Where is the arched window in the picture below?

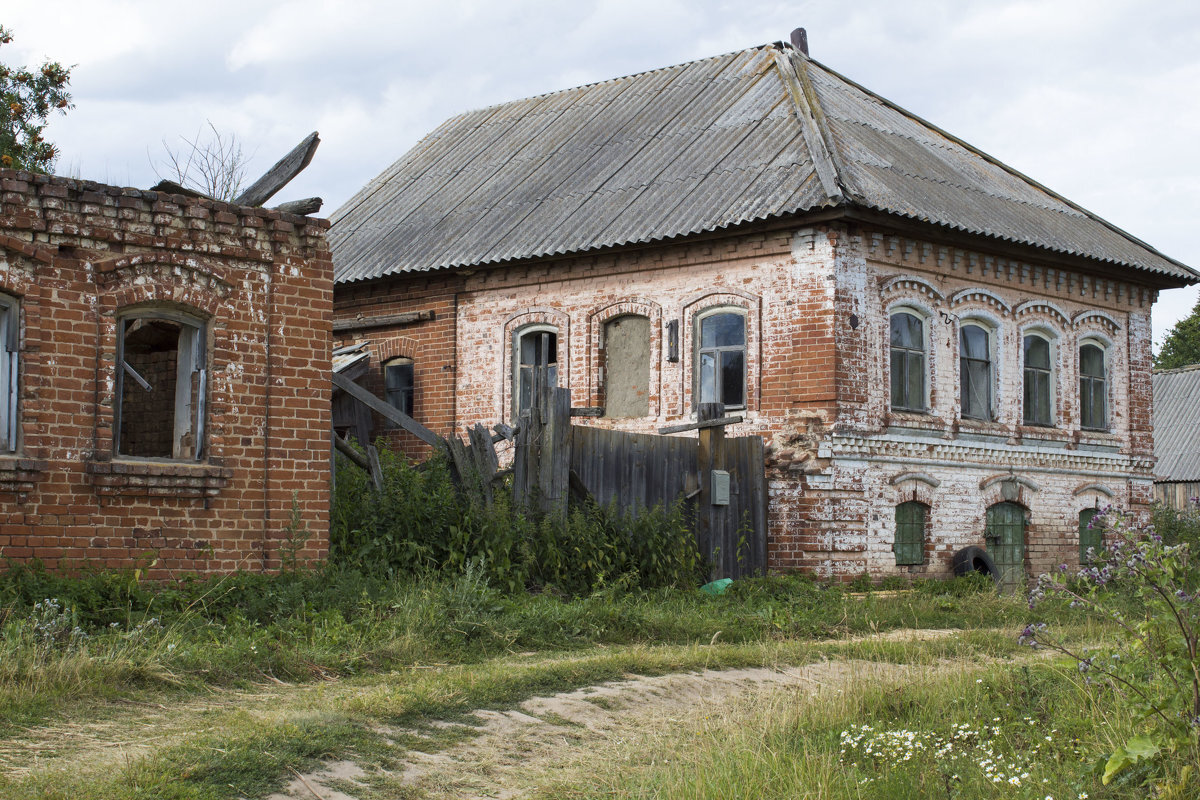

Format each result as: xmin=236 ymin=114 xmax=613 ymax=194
xmin=890 ymin=310 xmax=926 ymax=412
xmin=959 ymin=323 xmax=992 ymax=421
xmin=0 ymin=293 xmax=17 ymax=452
xmin=115 ymin=310 xmax=206 ymax=460
xmin=1022 ymin=333 xmax=1053 ymax=426
xmin=1079 ymin=342 xmax=1107 ymax=430
xmin=383 ymin=356 xmax=415 ymax=418
xmin=696 ymin=309 xmax=746 ymax=409
xmin=1079 ymin=508 xmax=1102 ymax=564
xmin=893 ymin=501 xmax=927 ymax=565
xmin=514 ymin=325 xmax=558 ymax=415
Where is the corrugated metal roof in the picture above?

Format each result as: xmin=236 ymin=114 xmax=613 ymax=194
xmin=1153 ymin=364 xmax=1200 ymax=481
xmin=330 ymin=42 xmax=1198 ymax=286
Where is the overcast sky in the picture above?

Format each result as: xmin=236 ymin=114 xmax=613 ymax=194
xmin=5 ymin=0 xmax=1199 ymax=346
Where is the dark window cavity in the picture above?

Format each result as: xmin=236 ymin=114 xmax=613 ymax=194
xmin=0 ymin=294 xmax=16 ymax=452
xmin=959 ymin=324 xmax=992 ymax=421
xmin=893 ymin=501 xmax=927 ymax=565
xmin=1079 ymin=343 xmax=1107 ymax=430
xmin=697 ymin=311 xmax=746 ymax=409
xmin=890 ymin=311 xmax=925 ymax=411
xmin=384 ymin=357 xmax=415 ymax=418
xmin=515 ymin=327 xmax=557 ymax=415
xmin=115 ymin=312 xmax=206 ymax=460
xmin=1022 ymin=334 xmax=1052 ymax=426
xmin=603 ymin=315 xmax=650 ymax=418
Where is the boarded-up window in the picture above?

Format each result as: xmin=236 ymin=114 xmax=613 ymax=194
xmin=515 ymin=327 xmax=557 ymax=415
xmin=384 ymin=357 xmax=415 ymax=418
xmin=697 ymin=311 xmax=745 ymax=408
xmin=893 ymin=501 xmax=927 ymax=565
xmin=1079 ymin=508 xmax=1102 ymax=563
xmin=1079 ymin=343 xmax=1107 ymax=430
xmin=890 ymin=311 xmax=925 ymax=411
xmin=0 ymin=294 xmax=16 ymax=452
xmin=116 ymin=312 xmax=206 ymax=460
xmin=603 ymin=315 xmax=650 ymax=418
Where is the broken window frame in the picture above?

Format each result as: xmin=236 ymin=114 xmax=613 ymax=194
xmin=114 ymin=309 xmax=207 ymax=461
xmin=383 ymin=356 xmax=415 ymax=419
xmin=0 ymin=293 xmax=17 ymax=453
xmin=695 ymin=308 xmax=747 ymax=410
xmin=513 ymin=325 xmax=558 ymax=417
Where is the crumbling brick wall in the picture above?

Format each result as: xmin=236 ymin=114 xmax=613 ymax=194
xmin=0 ymin=169 xmax=332 ymax=577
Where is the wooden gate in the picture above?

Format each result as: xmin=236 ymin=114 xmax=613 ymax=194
xmin=569 ymin=403 xmax=767 ymax=580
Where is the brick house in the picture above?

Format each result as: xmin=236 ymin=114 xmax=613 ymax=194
xmin=0 ymin=170 xmax=331 ymax=575
xmin=329 ymin=35 xmax=1198 ymax=581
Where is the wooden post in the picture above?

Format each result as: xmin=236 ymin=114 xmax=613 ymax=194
xmin=696 ymin=402 xmax=725 ymax=575
xmin=535 ymin=386 xmax=571 ymax=521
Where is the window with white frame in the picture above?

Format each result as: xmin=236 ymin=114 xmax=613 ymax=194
xmin=115 ymin=310 xmax=207 ymax=460
xmin=889 ymin=310 xmax=926 ymax=412
xmin=0 ymin=294 xmax=17 ymax=452
xmin=959 ymin=322 xmax=993 ymax=421
xmin=383 ymin=356 xmax=415 ymax=418
xmin=696 ymin=309 xmax=746 ymax=409
xmin=1022 ymin=332 xmax=1054 ymax=426
xmin=1079 ymin=341 xmax=1107 ymax=430
xmin=514 ymin=326 xmax=558 ymax=415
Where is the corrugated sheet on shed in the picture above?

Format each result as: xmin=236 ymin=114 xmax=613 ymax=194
xmin=330 ymin=41 xmax=1197 ymax=286
xmin=1153 ymin=364 xmax=1200 ymax=482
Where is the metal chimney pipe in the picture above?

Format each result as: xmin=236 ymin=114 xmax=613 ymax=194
xmin=790 ymin=27 xmax=809 ymax=56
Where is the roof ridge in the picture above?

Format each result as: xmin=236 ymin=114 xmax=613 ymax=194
xmin=770 ymin=45 xmax=843 ymax=205
xmin=1154 ymin=363 xmax=1200 ymax=375
xmin=798 ymin=51 xmax=1199 ymax=282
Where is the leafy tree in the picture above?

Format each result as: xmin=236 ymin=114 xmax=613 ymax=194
xmin=0 ymin=25 xmax=72 ymax=173
xmin=1155 ymin=297 xmax=1200 ymax=371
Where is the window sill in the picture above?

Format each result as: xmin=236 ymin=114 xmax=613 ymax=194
xmin=0 ymin=455 xmax=48 ymax=495
xmin=87 ymin=458 xmax=233 ymax=498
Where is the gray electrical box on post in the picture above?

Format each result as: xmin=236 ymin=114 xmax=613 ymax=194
xmin=711 ymin=470 xmax=730 ymax=505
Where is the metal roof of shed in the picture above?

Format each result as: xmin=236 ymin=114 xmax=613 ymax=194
xmin=330 ymin=41 xmax=1198 ymax=286
xmin=1153 ymin=364 xmax=1200 ymax=482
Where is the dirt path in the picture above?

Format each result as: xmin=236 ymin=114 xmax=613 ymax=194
xmin=268 ymin=628 xmax=964 ymax=800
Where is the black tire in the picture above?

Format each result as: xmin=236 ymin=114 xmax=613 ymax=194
xmin=952 ymin=545 xmax=1001 ymax=584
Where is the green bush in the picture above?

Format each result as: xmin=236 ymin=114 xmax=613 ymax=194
xmin=331 ymin=444 xmax=705 ymax=594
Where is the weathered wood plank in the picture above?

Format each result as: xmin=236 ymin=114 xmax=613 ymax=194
xmin=333 ymin=433 xmax=370 ymax=472
xmin=235 ymin=131 xmax=320 ymax=207
xmin=366 ymin=444 xmax=384 ymax=492
xmin=658 ymin=415 xmax=743 ymax=435
xmin=273 ymin=197 xmax=323 ymax=215
xmin=569 ymin=406 xmax=604 ymax=417
xmin=332 ymin=309 xmax=434 ymax=333
xmin=331 ymin=372 xmax=443 ymax=450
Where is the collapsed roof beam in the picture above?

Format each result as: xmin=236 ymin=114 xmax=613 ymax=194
xmin=235 ymin=131 xmax=320 ymax=208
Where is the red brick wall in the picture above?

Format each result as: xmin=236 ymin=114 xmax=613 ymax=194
xmin=0 ymin=169 xmax=332 ymax=577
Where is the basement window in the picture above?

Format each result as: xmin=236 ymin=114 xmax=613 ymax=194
xmin=0 ymin=294 xmax=16 ymax=452
xmin=115 ymin=312 xmax=206 ymax=461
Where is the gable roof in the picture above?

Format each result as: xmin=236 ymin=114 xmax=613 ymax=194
xmin=1153 ymin=364 xmax=1200 ymax=482
xmin=330 ymin=41 xmax=1198 ymax=286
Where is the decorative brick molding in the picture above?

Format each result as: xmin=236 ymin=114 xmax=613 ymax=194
xmin=86 ymin=459 xmax=233 ymax=498
xmin=0 ymin=456 xmax=47 ymax=496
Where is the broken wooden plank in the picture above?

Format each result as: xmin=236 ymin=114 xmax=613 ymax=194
xmin=569 ymin=406 xmax=604 ymax=417
xmin=332 ymin=310 xmax=435 ymax=333
xmin=331 ymin=372 xmax=443 ymax=450
xmin=273 ymin=197 xmax=323 ymax=215
xmin=149 ymin=179 xmax=211 ymax=200
xmin=234 ymin=131 xmax=320 ymax=207
xmin=657 ymin=415 xmax=743 ymax=435
xmin=491 ymin=422 xmax=516 ymax=443
xmin=123 ymin=361 xmax=152 ymax=392
xmin=366 ymin=444 xmax=384 ymax=492
xmin=333 ymin=433 xmax=370 ymax=472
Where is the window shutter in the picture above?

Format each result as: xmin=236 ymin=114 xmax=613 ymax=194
xmin=894 ymin=502 xmax=926 ymax=566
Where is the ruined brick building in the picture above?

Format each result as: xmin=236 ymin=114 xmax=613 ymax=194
xmin=329 ymin=34 xmax=1198 ymax=582
xmin=0 ymin=170 xmax=331 ymax=574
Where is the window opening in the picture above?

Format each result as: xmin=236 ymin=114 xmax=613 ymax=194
xmin=960 ymin=324 xmax=992 ymax=420
xmin=1079 ymin=343 xmax=1107 ymax=430
xmin=893 ymin=501 xmax=927 ymax=565
xmin=697 ymin=311 xmax=745 ymax=408
xmin=890 ymin=311 xmax=925 ymax=411
xmin=515 ymin=327 xmax=557 ymax=415
xmin=115 ymin=313 xmax=206 ymax=460
xmin=603 ymin=315 xmax=650 ymax=418
xmin=1079 ymin=508 xmax=1102 ymax=564
xmin=985 ymin=502 xmax=1027 ymax=592
xmin=1022 ymin=334 xmax=1052 ymax=426
xmin=384 ymin=357 xmax=415 ymax=418
xmin=0 ymin=295 xmax=16 ymax=452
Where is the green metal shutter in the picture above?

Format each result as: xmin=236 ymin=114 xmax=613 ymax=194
xmin=1079 ymin=508 xmax=1101 ymax=564
xmin=894 ymin=502 xmax=926 ymax=565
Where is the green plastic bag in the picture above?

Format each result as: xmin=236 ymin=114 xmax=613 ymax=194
xmin=699 ymin=578 xmax=733 ymax=596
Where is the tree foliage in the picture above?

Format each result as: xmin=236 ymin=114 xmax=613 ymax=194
xmin=0 ymin=26 xmax=72 ymax=173
xmin=1155 ymin=297 xmax=1200 ymax=371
